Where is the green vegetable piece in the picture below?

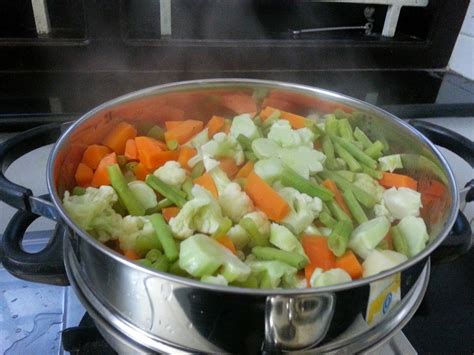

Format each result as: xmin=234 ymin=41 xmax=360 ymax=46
xmin=125 ymin=161 xmax=138 ymax=172
xmin=354 ymin=127 xmax=373 ymax=149
xmin=137 ymin=259 xmax=153 ymax=267
xmin=123 ymin=170 xmax=136 ymax=183
xmin=191 ymin=161 xmax=205 ymax=179
xmin=348 ymin=216 xmax=391 ymax=259
xmin=107 ymin=164 xmax=145 ymax=216
xmin=334 ymin=109 xmax=348 ymax=120
xmin=128 ymin=180 xmax=158 ymax=210
xmin=259 ymin=272 xmax=273 ymax=289
xmin=333 ymin=136 xmax=378 ymax=169
xmin=237 ymin=134 xmax=252 ymax=150
xmin=157 ymin=198 xmax=173 ymax=209
xmin=337 ymin=118 xmax=354 ymax=141
xmin=135 ymin=121 xmax=155 ymax=135
xmin=240 ymin=218 xmax=268 ymax=247
xmin=182 ymin=178 xmax=194 ymax=200
xmin=146 ymin=175 xmax=187 ymax=208
xmin=151 ymin=255 xmax=170 ymax=272
xmin=244 ymin=151 xmax=258 ymax=162
xmin=147 ymin=125 xmax=165 ymax=140
xmin=319 ymin=211 xmax=337 ymax=228
xmin=235 ymin=275 xmax=259 ymax=288
xmin=364 ymin=140 xmax=385 ymax=159
xmin=136 ymin=234 xmax=162 ymax=255
xmin=336 ymin=170 xmax=355 ymax=182
xmin=149 ymin=213 xmax=179 ymax=262
xmin=169 ymin=260 xmax=188 ymax=277
xmin=324 ymin=114 xmax=339 ymax=136
xmin=378 ymin=154 xmax=403 ymax=172
xmin=146 ymin=249 xmax=163 ymax=262
xmin=342 ymin=190 xmax=368 ymax=225
xmin=321 ymin=135 xmax=335 ymax=160
xmin=362 ymin=165 xmax=383 ymax=179
xmin=252 ymin=246 xmax=308 ymax=270
xmin=304 ymin=118 xmax=323 ymax=139
xmin=166 ymin=139 xmax=178 ymax=151
xmin=117 ymin=155 xmax=128 ymax=167
xmin=321 ymin=202 xmax=332 ymax=216
xmin=327 ymin=200 xmax=351 ymax=222
xmin=333 ymin=141 xmax=362 ymax=172
xmin=72 ymin=186 xmax=86 ymax=196
xmin=212 ymin=217 xmax=233 ymax=238
xmin=281 ymin=166 xmax=334 ymax=201
xmin=112 ymin=199 xmax=128 ymax=216
xmin=328 ymin=220 xmax=353 ymax=257
xmin=325 ymin=158 xmax=346 ymax=170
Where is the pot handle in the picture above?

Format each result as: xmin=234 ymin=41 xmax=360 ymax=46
xmin=0 ymin=201 xmax=69 ymax=286
xmin=409 ymin=120 xmax=473 ymax=263
xmin=0 ymin=122 xmax=65 ymax=220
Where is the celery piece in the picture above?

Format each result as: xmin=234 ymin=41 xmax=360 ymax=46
xmin=321 ymin=135 xmax=335 ymax=160
xmin=166 ymin=139 xmax=178 ymax=151
xmin=327 ymin=200 xmax=352 ymax=222
xmin=364 ymin=141 xmax=385 ymax=159
xmin=328 ymin=220 xmax=353 ymax=257
xmin=252 ymin=247 xmax=308 ymax=270
xmin=146 ymin=175 xmax=187 ymax=208
xmin=240 ymin=218 xmax=268 ymax=247
xmin=149 ymin=213 xmax=178 ymax=262
xmin=147 ymin=125 xmax=165 ymax=140
xmin=72 ymin=186 xmax=86 ymax=196
xmin=319 ymin=212 xmax=337 ymax=228
xmin=107 ymin=164 xmax=145 ymax=216
xmin=342 ymin=190 xmax=368 ymax=225
xmin=324 ymin=114 xmax=339 ymax=136
xmin=333 ymin=141 xmax=362 ymax=172
xmin=338 ymin=118 xmax=354 ymax=141
xmin=281 ymin=166 xmax=334 ymax=201
xmin=362 ymin=165 xmax=383 ymax=179
xmin=191 ymin=161 xmax=205 ymax=179
xmin=237 ymin=134 xmax=253 ymax=150
xmin=354 ymin=127 xmax=373 ymax=149
xmin=333 ymin=136 xmax=378 ymax=169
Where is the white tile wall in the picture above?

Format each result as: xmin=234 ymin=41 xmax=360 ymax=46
xmin=449 ymin=1 xmax=474 ymax=80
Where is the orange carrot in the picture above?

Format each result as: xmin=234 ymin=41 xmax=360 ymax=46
xmin=164 ymin=120 xmax=204 ymax=145
xmin=260 ymin=106 xmax=306 ymax=129
xmin=124 ymin=249 xmax=140 ymax=260
xmin=144 ymin=151 xmax=179 ymax=170
xmin=217 ymin=235 xmax=237 ymax=255
xmin=102 ymin=122 xmax=137 ymax=155
xmin=244 ymin=172 xmax=290 ymax=222
xmin=322 ymin=179 xmax=352 ymax=217
xmin=193 ymin=173 xmax=218 ymax=198
xmin=379 ymin=172 xmax=418 ymax=190
xmin=335 ymin=250 xmax=362 ymax=279
xmin=260 ymin=106 xmax=277 ymax=121
xmin=418 ymin=179 xmax=446 ymax=198
xmin=221 ymin=93 xmax=257 ymax=114
xmin=207 ymin=115 xmax=225 ymax=138
xmin=81 ymin=144 xmax=110 ymax=170
xmin=135 ymin=136 xmax=178 ymax=170
xmin=178 ymin=146 xmax=197 ymax=170
xmin=302 ymin=235 xmax=336 ymax=286
xmin=235 ymin=161 xmax=254 ymax=179
xmin=90 ymin=152 xmax=117 ymax=187
xmin=165 ymin=121 xmax=183 ymax=130
xmin=124 ymin=139 xmax=138 ymax=161
xmin=162 ymin=207 xmax=181 ymax=222
xmin=219 ymin=158 xmax=240 ymax=179
xmin=133 ymin=162 xmax=150 ymax=181
xmin=74 ymin=162 xmax=93 ymax=187
xmin=223 ymin=120 xmax=231 ymax=134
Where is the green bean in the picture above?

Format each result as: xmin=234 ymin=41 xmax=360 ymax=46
xmin=151 ymin=255 xmax=171 ymax=272
xmin=362 ymin=164 xmax=383 ymax=179
xmin=327 ymin=200 xmax=352 ymax=222
xmin=354 ymin=127 xmax=373 ymax=149
xmin=324 ymin=114 xmax=339 ymax=136
xmin=136 ymin=233 xmax=162 ymax=254
xmin=146 ymin=249 xmax=163 ymax=262
xmin=237 ymin=134 xmax=253 ymax=150
xmin=281 ymin=166 xmax=334 ymax=201
xmin=240 ymin=218 xmax=268 ymax=247
xmin=321 ymin=135 xmax=335 ymax=159
xmin=334 ymin=109 xmax=349 ymax=120
xmin=321 ymin=202 xmax=332 ymax=216
xmin=335 ymin=170 xmax=355 ymax=182
xmin=305 ymin=118 xmax=324 ymax=138
xmin=149 ymin=213 xmax=178 ymax=262
xmin=259 ymin=272 xmax=273 ymax=289
xmin=319 ymin=211 xmax=337 ymax=228
xmin=328 ymin=220 xmax=353 ymax=257
xmin=342 ymin=190 xmax=368 ymax=225
xmin=325 ymin=158 xmax=346 ymax=170
xmin=333 ymin=136 xmax=378 ymax=169
xmin=392 ymin=226 xmax=409 ymax=256
xmin=107 ymin=164 xmax=145 ymax=216
xmin=333 ymin=141 xmax=362 ymax=172
xmin=72 ymin=186 xmax=86 ymax=196
xmin=364 ymin=140 xmax=385 ymax=159
xmin=135 ymin=121 xmax=155 ymax=135
xmin=191 ymin=161 xmax=205 ymax=179
xmin=244 ymin=151 xmax=258 ymax=162
xmin=112 ymin=199 xmax=128 ymax=216
xmin=182 ymin=178 xmax=194 ymax=200
xmin=235 ymin=275 xmax=259 ymax=289
xmin=166 ymin=139 xmax=178 ymax=151
xmin=147 ymin=125 xmax=165 ymax=140
xmin=338 ymin=118 xmax=354 ymax=141
xmin=146 ymin=175 xmax=187 ymax=208
xmin=137 ymin=259 xmax=153 ymax=267
xmin=252 ymin=247 xmax=308 ymax=269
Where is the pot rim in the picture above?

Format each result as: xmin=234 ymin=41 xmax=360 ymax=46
xmin=46 ymin=78 xmax=459 ymax=296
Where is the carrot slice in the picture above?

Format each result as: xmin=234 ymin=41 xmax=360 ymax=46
xmin=165 ymin=121 xmax=183 ymax=130
xmin=260 ymin=106 xmax=306 ymax=129
xmin=216 ymin=235 xmax=237 ymax=255
xmin=178 ymin=146 xmax=197 ymax=170
xmin=90 ymin=152 xmax=117 ymax=187
xmin=321 ymin=179 xmax=352 ymax=218
xmin=74 ymin=162 xmax=93 ymax=187
xmin=133 ymin=162 xmax=150 ymax=181
xmin=235 ymin=161 xmax=254 ymax=179
xmin=124 ymin=249 xmax=140 ymax=260
xmin=124 ymin=139 xmax=138 ymax=161
xmin=164 ymin=120 xmax=204 ymax=145
xmin=135 ymin=136 xmax=178 ymax=170
xmin=81 ymin=144 xmax=110 ymax=170
xmin=145 ymin=151 xmax=179 ymax=170
xmin=302 ymin=235 xmax=337 ymax=286
xmin=379 ymin=172 xmax=418 ymax=190
xmin=193 ymin=173 xmax=218 ymax=198
xmin=418 ymin=179 xmax=446 ymax=198
xmin=335 ymin=250 xmax=362 ymax=279
xmin=103 ymin=122 xmax=137 ymax=155
xmin=244 ymin=172 xmax=290 ymax=222
xmin=207 ymin=115 xmax=225 ymax=138
xmin=219 ymin=158 xmax=240 ymax=179
xmin=162 ymin=207 xmax=181 ymax=222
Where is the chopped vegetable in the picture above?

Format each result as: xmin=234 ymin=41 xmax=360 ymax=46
xmin=149 ymin=213 xmax=179 ymax=261
xmin=227 ymin=225 xmax=249 ymax=249
xmin=81 ymin=144 xmax=110 ymax=170
xmin=337 ymin=118 xmax=354 ymax=141
xmin=103 ymin=122 xmax=137 ymax=155
xmin=201 ymin=133 xmax=244 ymax=166
xmin=207 ymin=115 xmax=225 ymax=138
xmin=128 ymin=180 xmax=158 ymax=210
xmin=321 ymin=179 xmax=351 ymax=217
xmin=379 ymin=172 xmax=418 ymax=190
xmin=348 ymin=217 xmax=391 ymax=259
xmin=240 ymin=217 xmax=268 ymax=247
xmin=397 ymin=216 xmax=429 ymax=257
xmin=342 ymin=190 xmax=368 ymax=225
xmin=281 ymin=166 xmax=333 ymax=201
xmin=193 ymin=173 xmax=218 ymax=198
xmin=146 ymin=175 xmax=187 ymax=208
xmin=235 ymin=160 xmax=254 ymax=179
xmin=252 ymin=246 xmax=308 ymax=269
xmin=164 ymin=120 xmax=204 ymax=145
xmin=328 ymin=220 xmax=353 ymax=257
xmin=269 ymin=223 xmax=307 ymax=258
xmin=391 ymin=225 xmax=409 ymax=256
xmin=219 ymin=158 xmax=240 ymax=179
xmin=75 ymin=162 xmax=93 ymax=187
xmin=216 ymin=235 xmax=237 ymax=254
xmin=178 ymin=146 xmax=197 ymax=170
xmin=378 ymin=154 xmax=403 ymax=172
xmin=162 ymin=207 xmax=181 ymax=222
xmin=364 ymin=140 xmax=385 ymax=159
xmin=353 ymin=127 xmax=372 ymax=149
xmin=90 ymin=152 xmax=117 ymax=187
xmin=107 ymin=164 xmax=145 ymax=216
xmin=302 ymin=236 xmax=336 ymax=284
xmin=332 ymin=136 xmax=378 ymax=169
xmin=153 ymin=161 xmax=187 ymax=188
xmin=335 ymin=250 xmax=363 ymax=279
xmin=124 ymin=139 xmax=138 ymax=161
xmin=229 ymin=113 xmax=260 ymax=141
xmin=378 ymin=187 xmax=422 ymax=221
xmin=218 ymin=182 xmax=254 ymax=222
xmin=362 ymin=249 xmax=408 ymax=277
xmin=254 ymin=158 xmax=283 ymax=183
xmin=310 ymin=268 xmax=351 ymax=287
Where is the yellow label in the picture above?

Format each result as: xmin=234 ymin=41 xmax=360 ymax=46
xmin=366 ymin=273 xmax=401 ymax=325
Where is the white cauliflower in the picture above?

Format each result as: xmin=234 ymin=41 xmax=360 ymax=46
xmin=153 ymin=161 xmax=187 ymax=187
xmin=201 ymin=132 xmax=244 ymax=166
xmin=229 ymin=113 xmax=260 ymax=141
xmin=270 ymin=223 xmax=307 ymax=259
xmin=117 ymin=215 xmax=154 ymax=252
xmin=377 ymin=187 xmax=422 ymax=221
xmin=218 ymin=182 xmax=254 ymax=222
xmin=267 ymin=120 xmax=302 ymax=148
xmin=243 ymin=211 xmax=271 ymax=237
xmin=310 ymin=268 xmax=352 ymax=287
xmin=227 ymin=225 xmax=250 ymax=250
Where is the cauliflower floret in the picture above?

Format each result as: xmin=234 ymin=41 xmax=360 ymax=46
xmin=270 ymin=223 xmax=307 ymax=259
xmin=117 ymin=215 xmax=154 ymax=251
xmin=267 ymin=120 xmax=302 ymax=148
xmin=229 ymin=114 xmax=260 ymax=141
xmin=201 ymin=132 xmax=244 ymax=166
xmin=169 ymin=185 xmax=225 ymax=239
xmin=296 ymin=128 xmax=315 ymax=147
xmin=218 ymin=182 xmax=254 ymax=222
xmin=153 ymin=161 xmax=187 ymax=187
xmin=227 ymin=224 xmax=250 ymax=249
xmin=243 ymin=211 xmax=271 ymax=237
xmin=277 ymin=146 xmax=325 ymax=179
xmin=381 ymin=187 xmax=421 ymax=220
xmin=63 ymin=186 xmax=121 ymax=243
xmin=277 ymin=187 xmax=323 ymax=235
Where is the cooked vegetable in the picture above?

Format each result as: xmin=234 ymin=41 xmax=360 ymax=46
xmin=378 ymin=154 xmax=403 ymax=172
xmin=165 ymin=120 xmax=203 ymax=145
xmin=162 ymin=207 xmax=180 ymax=222
xmin=240 ymin=217 xmax=268 ymax=247
xmin=103 ymin=122 xmax=137 ymax=155
xmin=332 ymin=136 xmax=378 ymax=169
xmin=201 ymin=133 xmax=244 ymax=166
xmin=310 ymin=268 xmax=351 ymax=287
xmin=216 ymin=235 xmax=237 ymax=254
xmin=252 ymin=246 xmax=308 ymax=269
xmin=348 ymin=217 xmax=391 ymax=259
xmin=362 ymin=249 xmax=408 ymax=277
xmin=75 ymin=162 xmax=94 ymax=187
xmin=269 ymin=223 xmax=307 ymax=258
xmin=124 ymin=139 xmax=138 ymax=161
xmin=178 ymin=146 xmax=197 ymax=170
xmin=342 ymin=190 xmax=368 ymax=225
xmin=90 ymin=152 xmax=117 ymax=187
xmin=321 ymin=179 xmax=351 ymax=217
xmin=128 ymin=180 xmax=158 ymax=210
xmin=207 ymin=115 xmax=225 ymax=138
xmin=229 ymin=113 xmax=260 ymax=141
xmin=364 ymin=140 xmax=385 ymax=159
xmin=379 ymin=172 xmax=418 ymax=190
xmin=81 ymin=144 xmax=110 ymax=170
xmin=107 ymin=164 xmax=145 ymax=216
xmin=328 ymin=220 xmax=353 ymax=257
xmin=353 ymin=127 xmax=372 ymax=149
xmin=391 ymin=225 xmax=409 ymax=256
xmin=149 ymin=213 xmax=178 ymax=261
xmin=335 ymin=251 xmax=363 ymax=279
xmin=281 ymin=166 xmax=333 ymax=201
xmin=378 ymin=187 xmax=422 ymax=221
xmin=193 ymin=173 xmax=218 ymax=198
xmin=146 ymin=175 xmax=187 ymax=208
xmin=302 ymin=236 xmax=336 ymax=284
xmin=235 ymin=160 xmax=254 ymax=179
xmin=397 ymin=216 xmax=429 ymax=257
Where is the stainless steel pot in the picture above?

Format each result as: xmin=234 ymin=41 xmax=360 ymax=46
xmin=1 ymin=79 xmax=472 ymax=353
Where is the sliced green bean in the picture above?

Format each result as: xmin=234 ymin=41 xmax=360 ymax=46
xmin=237 ymin=134 xmax=252 ymax=150
xmin=166 ymin=139 xmax=178 ymax=151
xmin=362 ymin=164 xmax=383 ymax=179
xmin=148 ymin=213 xmax=178 ymax=262
xmin=354 ymin=127 xmax=373 ymax=149
xmin=137 ymin=259 xmax=153 ymax=267
xmin=107 ymin=164 xmax=145 ymax=216
xmin=146 ymin=249 xmax=163 ymax=262
xmin=364 ymin=140 xmax=385 ymax=159
xmin=252 ymin=247 xmax=308 ymax=269
xmin=319 ymin=211 xmax=337 ymax=228
xmin=281 ymin=166 xmax=334 ymax=201
xmin=324 ymin=114 xmax=339 ymax=136
xmin=146 ymin=175 xmax=187 ymax=208
xmin=327 ymin=200 xmax=352 ymax=222
xmin=392 ymin=226 xmax=409 ymax=256
xmin=244 ymin=151 xmax=258 ymax=162
xmin=325 ymin=158 xmax=346 ymax=170
xmin=333 ymin=136 xmax=378 ymax=169
xmin=334 ymin=109 xmax=349 ymax=120
xmin=342 ymin=190 xmax=368 ymax=225
xmin=335 ymin=170 xmax=355 ymax=182
xmin=338 ymin=118 xmax=354 ymax=141
xmin=136 ymin=233 xmax=162 ymax=255
xmin=328 ymin=220 xmax=353 ymax=257
xmin=191 ymin=161 xmax=205 ymax=179
xmin=240 ymin=218 xmax=268 ymax=247
xmin=321 ymin=135 xmax=335 ymax=160
xmin=333 ymin=141 xmax=362 ymax=172
xmin=182 ymin=178 xmax=194 ymax=200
